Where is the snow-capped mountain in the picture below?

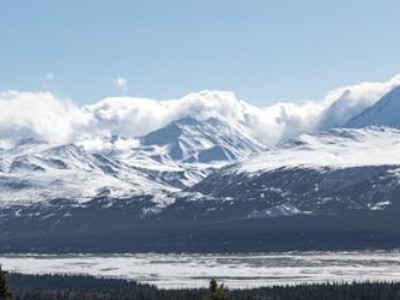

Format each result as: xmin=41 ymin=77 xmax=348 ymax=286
xmin=346 ymin=86 xmax=400 ymax=128
xmin=3 ymin=86 xmax=400 ymax=251
xmin=188 ymin=126 xmax=400 ymax=216
xmin=0 ymin=138 xmax=175 ymax=207
xmin=139 ymin=117 xmax=264 ymax=163
xmin=0 ymin=116 xmax=265 ymax=207
xmin=113 ymin=117 xmax=265 ymax=188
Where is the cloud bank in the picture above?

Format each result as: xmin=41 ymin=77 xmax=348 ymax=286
xmin=317 ymin=75 xmax=400 ymax=130
xmin=113 ymin=77 xmax=128 ymax=91
xmin=0 ymin=75 xmax=399 ymax=149
xmin=0 ymin=91 xmax=89 ymax=144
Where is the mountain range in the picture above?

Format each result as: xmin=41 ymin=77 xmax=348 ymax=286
xmin=1 ymin=85 xmax=400 ymax=252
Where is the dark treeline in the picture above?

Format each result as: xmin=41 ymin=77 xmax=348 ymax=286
xmin=8 ymin=273 xmax=207 ymax=300
xmin=6 ymin=272 xmax=400 ymax=300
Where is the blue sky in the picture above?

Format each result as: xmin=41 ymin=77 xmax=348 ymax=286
xmin=1 ymin=0 xmax=400 ymax=106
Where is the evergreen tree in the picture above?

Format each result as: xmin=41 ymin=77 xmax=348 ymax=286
xmin=203 ymin=278 xmax=229 ymax=300
xmin=0 ymin=265 xmax=13 ymax=300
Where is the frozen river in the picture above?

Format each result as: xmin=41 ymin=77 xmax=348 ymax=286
xmin=1 ymin=251 xmax=400 ymax=289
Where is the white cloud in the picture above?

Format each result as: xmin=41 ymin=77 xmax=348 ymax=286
xmin=113 ymin=77 xmax=128 ymax=91
xmin=0 ymin=91 xmax=91 ymax=144
xmin=0 ymin=75 xmax=399 ymax=147
xmin=317 ymin=75 xmax=400 ymax=129
xmin=45 ymin=73 xmax=55 ymax=81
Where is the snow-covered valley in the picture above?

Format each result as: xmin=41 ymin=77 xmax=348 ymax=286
xmin=3 ymin=251 xmax=400 ymax=289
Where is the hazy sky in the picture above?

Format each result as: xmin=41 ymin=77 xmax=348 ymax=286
xmin=1 ymin=0 xmax=399 ymax=105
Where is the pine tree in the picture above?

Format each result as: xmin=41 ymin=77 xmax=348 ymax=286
xmin=0 ymin=265 xmax=13 ymax=300
xmin=202 ymin=278 xmax=229 ymax=300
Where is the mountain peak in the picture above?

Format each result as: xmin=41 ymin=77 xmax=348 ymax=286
xmin=15 ymin=137 xmax=47 ymax=147
xmin=173 ymin=116 xmax=200 ymax=126
xmin=140 ymin=116 xmax=234 ymax=147
xmin=139 ymin=116 xmax=264 ymax=163
xmin=346 ymin=86 xmax=400 ymax=129
xmin=140 ymin=120 xmax=184 ymax=147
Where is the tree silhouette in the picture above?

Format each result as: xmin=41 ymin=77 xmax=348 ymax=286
xmin=0 ymin=265 xmax=13 ymax=300
xmin=202 ymin=278 xmax=229 ymax=300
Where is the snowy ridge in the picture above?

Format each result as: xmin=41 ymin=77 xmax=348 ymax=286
xmin=186 ymin=126 xmax=400 ymax=217
xmin=237 ymin=126 xmax=400 ymax=173
xmin=139 ymin=116 xmax=264 ymax=163
xmin=0 ymin=140 xmax=176 ymax=206
xmin=104 ymin=116 xmax=264 ymax=189
xmin=0 ymin=116 xmax=265 ymax=206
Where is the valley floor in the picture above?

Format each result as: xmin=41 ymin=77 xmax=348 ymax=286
xmin=2 ymin=250 xmax=400 ymax=289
